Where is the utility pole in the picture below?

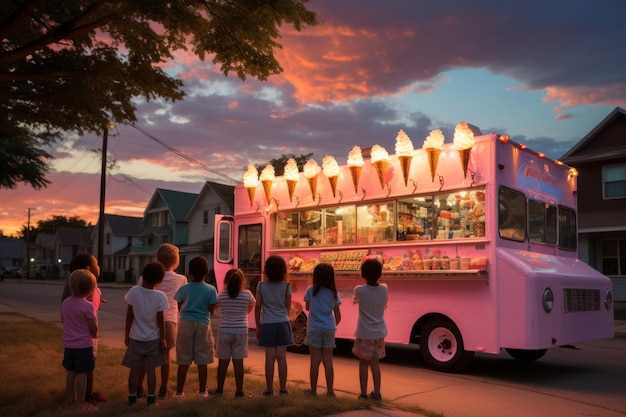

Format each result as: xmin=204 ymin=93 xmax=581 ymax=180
xmin=97 ymin=124 xmax=110 ymax=276
xmin=25 ymin=208 xmax=31 ymax=279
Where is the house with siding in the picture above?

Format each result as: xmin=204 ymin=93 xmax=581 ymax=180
xmin=561 ymin=107 xmax=626 ymax=301
xmin=184 ymin=181 xmax=235 ymax=275
xmin=129 ymin=188 xmax=199 ymax=279
xmin=53 ymin=226 xmax=94 ymax=278
xmin=92 ymin=214 xmax=143 ymax=282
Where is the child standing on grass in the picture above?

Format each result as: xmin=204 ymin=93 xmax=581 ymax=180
xmin=61 ymin=269 xmax=99 ymax=411
xmin=122 ymin=262 xmax=168 ymax=406
xmin=136 ymin=243 xmax=187 ymax=399
xmin=61 ymin=254 xmax=107 ymax=405
xmin=304 ymin=263 xmax=342 ymax=397
xmin=352 ymin=258 xmax=388 ymax=402
xmin=173 ymin=256 xmax=218 ymax=398
xmin=255 ymin=255 xmax=292 ymax=396
xmin=214 ymin=268 xmax=256 ymax=397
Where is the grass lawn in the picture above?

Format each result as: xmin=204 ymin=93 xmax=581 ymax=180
xmin=0 ymin=315 xmax=379 ymax=417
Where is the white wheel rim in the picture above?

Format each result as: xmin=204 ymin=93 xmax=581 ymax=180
xmin=427 ymin=327 xmax=458 ymax=363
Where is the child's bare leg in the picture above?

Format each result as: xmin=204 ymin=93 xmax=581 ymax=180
xmin=198 ymin=364 xmax=208 ymax=393
xmin=146 ymin=368 xmax=157 ymax=396
xmin=321 ymin=347 xmax=334 ymax=393
xmin=232 ymin=359 xmax=244 ymax=393
xmin=217 ymin=359 xmax=229 ymax=392
xmin=276 ymin=346 xmax=288 ymax=392
xmin=128 ymin=369 xmax=139 ymax=394
xmin=358 ymin=359 xmax=369 ymax=396
xmin=370 ymin=357 xmax=381 ymax=394
xmin=264 ymin=348 xmax=276 ymax=391
xmin=309 ymin=346 xmax=322 ymax=393
xmin=176 ymin=364 xmax=189 ymax=394
xmin=160 ymin=349 xmax=172 ymax=392
xmin=66 ymin=371 xmax=76 ymax=402
xmin=75 ymin=373 xmax=87 ymax=404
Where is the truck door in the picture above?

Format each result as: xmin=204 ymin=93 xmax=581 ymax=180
xmin=213 ymin=215 xmax=263 ymax=297
xmin=237 ymin=223 xmax=263 ymax=297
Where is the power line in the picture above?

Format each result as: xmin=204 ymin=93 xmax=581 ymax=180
xmin=130 ymin=123 xmax=239 ymax=185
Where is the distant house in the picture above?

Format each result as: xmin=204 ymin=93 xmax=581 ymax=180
xmin=53 ymin=226 xmax=94 ymax=278
xmin=92 ymin=214 xmax=143 ymax=282
xmin=129 ymin=188 xmax=199 ymax=279
xmin=0 ymin=237 xmax=25 ymax=269
xmin=561 ymin=107 xmax=626 ymax=301
xmin=184 ymin=181 xmax=235 ymax=274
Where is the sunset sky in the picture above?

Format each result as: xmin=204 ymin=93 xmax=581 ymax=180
xmin=2 ymin=0 xmax=626 ymax=236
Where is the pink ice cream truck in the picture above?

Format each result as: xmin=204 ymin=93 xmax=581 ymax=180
xmin=213 ymin=127 xmax=614 ymax=372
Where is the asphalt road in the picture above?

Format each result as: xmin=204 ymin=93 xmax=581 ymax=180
xmin=1 ymin=280 xmax=625 ymax=417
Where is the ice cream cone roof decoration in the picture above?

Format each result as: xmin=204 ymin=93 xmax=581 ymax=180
xmin=423 ymin=129 xmax=445 ymax=183
xmin=322 ymin=155 xmax=340 ymax=197
xmin=259 ymin=164 xmax=275 ymax=204
xmin=284 ymin=158 xmax=299 ymax=202
xmin=371 ymin=144 xmax=389 ymax=190
xmin=304 ymin=159 xmax=321 ymax=199
xmin=453 ymin=121 xmax=475 ymax=179
xmin=347 ymin=146 xmax=364 ymax=193
xmin=395 ymin=129 xmax=414 ymax=187
xmin=243 ymin=164 xmax=259 ymax=207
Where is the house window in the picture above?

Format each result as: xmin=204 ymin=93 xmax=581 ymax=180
xmin=214 ymin=206 xmax=221 ymax=215
xmin=203 ymin=210 xmax=209 ymax=225
xmin=603 ymin=164 xmax=626 ymax=199
xmin=106 ymin=233 xmax=111 ymax=245
xmin=127 ymin=236 xmax=132 ymax=247
xmin=162 ymin=236 xmax=169 ymax=244
xmin=601 ymin=239 xmax=626 ymax=275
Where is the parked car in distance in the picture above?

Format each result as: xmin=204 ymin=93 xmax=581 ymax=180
xmin=1 ymin=266 xmax=23 ymax=278
xmin=36 ymin=264 xmax=60 ymax=279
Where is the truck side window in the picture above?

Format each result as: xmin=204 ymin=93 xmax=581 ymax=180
xmin=558 ymin=206 xmax=577 ymax=251
xmin=529 ymin=199 xmax=557 ymax=245
xmin=499 ymin=187 xmax=526 ymax=241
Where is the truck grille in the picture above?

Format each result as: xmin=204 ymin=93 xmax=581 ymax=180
xmin=563 ymin=288 xmax=601 ymax=312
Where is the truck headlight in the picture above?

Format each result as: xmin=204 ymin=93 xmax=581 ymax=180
xmin=604 ymin=289 xmax=613 ymax=310
xmin=542 ymin=287 xmax=554 ymax=313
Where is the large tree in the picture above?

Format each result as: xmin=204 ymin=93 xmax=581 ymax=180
xmin=0 ymin=0 xmax=319 ymax=188
xmin=20 ymin=214 xmax=89 ymax=241
xmin=256 ymin=152 xmax=314 ymax=176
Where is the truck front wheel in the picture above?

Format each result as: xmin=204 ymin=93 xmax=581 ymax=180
xmin=419 ymin=318 xmax=474 ymax=373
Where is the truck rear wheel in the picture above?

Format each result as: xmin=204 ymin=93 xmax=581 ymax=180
xmin=505 ymin=348 xmax=547 ymax=361
xmin=419 ymin=318 xmax=474 ymax=373
xmin=287 ymin=313 xmax=309 ymax=353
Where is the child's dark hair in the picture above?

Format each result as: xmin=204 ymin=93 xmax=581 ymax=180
xmin=188 ymin=256 xmax=209 ymax=281
xmin=70 ymin=254 xmax=94 ymax=272
xmin=360 ymin=259 xmax=382 ymax=284
xmin=224 ymin=268 xmax=246 ymax=298
xmin=264 ymin=255 xmax=287 ymax=282
xmin=142 ymin=262 xmax=165 ymax=285
xmin=312 ymin=263 xmax=337 ymax=297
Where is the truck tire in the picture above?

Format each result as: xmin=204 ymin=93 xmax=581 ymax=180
xmin=419 ymin=317 xmax=474 ymax=373
xmin=505 ymin=348 xmax=547 ymax=361
xmin=287 ymin=313 xmax=309 ymax=354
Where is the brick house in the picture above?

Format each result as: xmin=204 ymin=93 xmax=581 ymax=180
xmin=561 ymin=107 xmax=626 ymax=301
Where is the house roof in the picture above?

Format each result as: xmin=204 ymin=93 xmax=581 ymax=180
xmin=143 ymin=188 xmax=199 ymax=225
xmin=561 ymin=107 xmax=626 ymax=164
xmin=105 ymin=214 xmax=143 ymax=236
xmin=185 ymin=181 xmax=235 ymax=221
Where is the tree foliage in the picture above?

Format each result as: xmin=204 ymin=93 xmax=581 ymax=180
xmin=1 ymin=0 xmax=319 ymax=188
xmin=256 ymin=152 xmax=314 ymax=176
xmin=20 ymin=215 xmax=89 ymax=241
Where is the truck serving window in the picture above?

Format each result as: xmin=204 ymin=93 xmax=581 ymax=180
xmin=528 ymin=199 xmax=557 ymax=245
xmin=499 ymin=187 xmax=526 ymax=241
xmin=558 ymin=206 xmax=577 ymax=251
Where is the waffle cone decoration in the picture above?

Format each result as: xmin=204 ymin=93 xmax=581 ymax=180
xmin=349 ymin=166 xmax=362 ymax=193
xmin=262 ymin=180 xmax=272 ymax=204
xmin=458 ymin=148 xmax=472 ymax=179
xmin=287 ymin=180 xmax=297 ymax=202
xmin=246 ymin=186 xmax=256 ymax=207
xmin=327 ymin=175 xmax=338 ymax=197
xmin=373 ymin=160 xmax=388 ymax=189
xmin=398 ymin=156 xmax=412 ymax=186
xmin=425 ymin=148 xmax=441 ymax=182
xmin=307 ymin=174 xmax=318 ymax=198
